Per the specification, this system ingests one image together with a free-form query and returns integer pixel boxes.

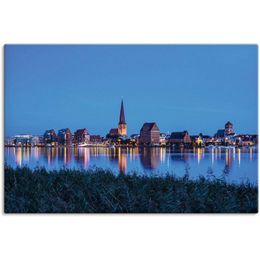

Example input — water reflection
[4,147,258,184]
[15,147,22,167]
[170,149,189,163]
[140,148,160,169]
[74,148,90,168]
[44,148,58,165]
[197,148,204,164]
[225,149,233,169]
[118,148,127,173]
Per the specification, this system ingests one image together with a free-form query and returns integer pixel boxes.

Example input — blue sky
[4,45,258,136]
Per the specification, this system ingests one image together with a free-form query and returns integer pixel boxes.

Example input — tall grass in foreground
[4,166,258,213]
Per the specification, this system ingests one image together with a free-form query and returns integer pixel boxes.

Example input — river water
[4,146,258,184]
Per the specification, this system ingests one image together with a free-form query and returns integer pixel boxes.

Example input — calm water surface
[4,147,258,184]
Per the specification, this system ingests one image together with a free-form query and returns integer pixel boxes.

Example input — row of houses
[137,123,192,146]
[129,121,258,146]
[5,121,258,147]
[43,128,104,146]
[5,128,104,147]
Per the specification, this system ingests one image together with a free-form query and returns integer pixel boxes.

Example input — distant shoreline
[4,144,258,148]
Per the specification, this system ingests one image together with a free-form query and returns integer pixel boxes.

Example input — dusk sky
[5,45,258,137]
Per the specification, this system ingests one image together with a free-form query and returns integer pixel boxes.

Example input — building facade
[14,135,33,146]
[74,128,90,144]
[90,135,103,143]
[31,135,44,146]
[169,131,192,145]
[58,128,72,146]
[225,121,234,135]
[139,122,160,145]
[43,129,58,146]
[108,128,119,138]
[159,133,167,145]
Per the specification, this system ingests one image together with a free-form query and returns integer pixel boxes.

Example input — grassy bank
[4,166,258,213]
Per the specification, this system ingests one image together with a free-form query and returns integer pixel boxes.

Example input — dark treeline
[4,166,258,213]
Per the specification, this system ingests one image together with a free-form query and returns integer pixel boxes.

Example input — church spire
[119,99,126,124]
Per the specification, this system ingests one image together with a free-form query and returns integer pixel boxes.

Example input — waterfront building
[214,129,225,139]
[190,133,213,146]
[31,135,44,147]
[130,134,140,140]
[13,135,33,146]
[58,128,72,146]
[169,131,192,145]
[225,121,234,135]
[130,134,140,142]
[235,134,258,146]
[215,121,235,140]
[74,128,90,144]
[129,134,140,146]
[191,134,204,146]
[107,99,127,139]
[108,128,119,138]
[159,133,167,145]
[43,129,58,146]
[214,121,236,144]
[139,122,160,145]
[202,135,213,144]
[250,134,258,144]
[90,135,103,144]
[4,136,16,146]
[118,99,127,136]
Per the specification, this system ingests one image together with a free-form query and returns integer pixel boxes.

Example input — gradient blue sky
[5,45,258,136]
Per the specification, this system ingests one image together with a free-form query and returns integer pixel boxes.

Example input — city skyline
[5,45,258,136]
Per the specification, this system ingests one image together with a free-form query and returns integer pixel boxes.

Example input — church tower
[118,99,127,136]
[225,121,234,135]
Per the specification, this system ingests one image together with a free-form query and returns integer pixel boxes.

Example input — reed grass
[4,165,258,213]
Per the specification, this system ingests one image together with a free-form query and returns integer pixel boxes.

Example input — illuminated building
[14,135,33,146]
[31,135,44,147]
[43,129,58,146]
[108,99,127,138]
[74,128,90,144]
[4,136,16,146]
[214,121,235,143]
[90,135,103,144]
[58,128,72,146]
[225,121,234,135]
[118,99,127,136]
[159,133,167,145]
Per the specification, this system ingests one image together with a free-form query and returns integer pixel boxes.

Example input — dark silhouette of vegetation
[4,165,258,213]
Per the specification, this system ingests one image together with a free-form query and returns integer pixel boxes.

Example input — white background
[0,1,259,259]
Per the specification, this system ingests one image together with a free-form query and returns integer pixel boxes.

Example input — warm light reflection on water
[238,148,241,166]
[4,147,258,184]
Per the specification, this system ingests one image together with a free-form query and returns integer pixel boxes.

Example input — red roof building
[74,128,90,144]
[140,122,160,145]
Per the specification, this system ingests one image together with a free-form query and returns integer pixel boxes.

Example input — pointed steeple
[119,99,126,124]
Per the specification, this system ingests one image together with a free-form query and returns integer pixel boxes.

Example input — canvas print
[4,44,258,213]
